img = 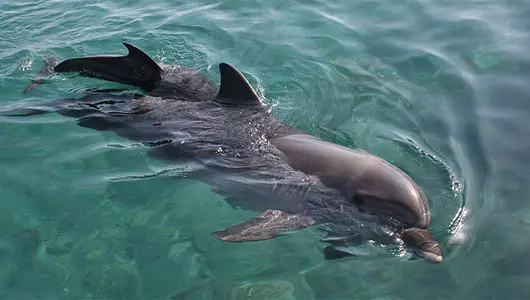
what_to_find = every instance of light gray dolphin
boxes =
[6,43,442,263]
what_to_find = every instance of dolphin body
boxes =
[7,43,442,263]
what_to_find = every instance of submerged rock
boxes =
[72,230,118,266]
[168,241,193,262]
[79,255,140,299]
[140,258,186,299]
[9,228,40,260]
[169,278,216,300]
[139,241,213,300]
[34,242,76,287]
[45,233,77,256]
[0,228,41,291]
[302,259,396,300]
[230,280,295,300]
[117,209,157,229]
[0,252,18,291]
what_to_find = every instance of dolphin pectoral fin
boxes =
[54,43,162,90]
[214,63,261,106]
[323,245,357,260]
[320,233,364,260]
[2,93,137,119]
[320,233,363,244]
[211,210,316,242]
[0,96,74,117]
[23,56,59,93]
[0,107,52,117]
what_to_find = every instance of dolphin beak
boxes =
[415,248,443,264]
[400,227,443,264]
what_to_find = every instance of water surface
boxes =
[1,0,530,299]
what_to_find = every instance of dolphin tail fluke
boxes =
[211,210,316,242]
[54,43,162,90]
[23,56,59,93]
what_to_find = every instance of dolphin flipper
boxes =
[54,43,162,90]
[320,234,364,260]
[323,246,356,260]
[211,210,316,242]
[1,93,138,118]
[0,96,85,117]
[23,56,59,93]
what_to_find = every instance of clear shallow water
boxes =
[0,0,529,299]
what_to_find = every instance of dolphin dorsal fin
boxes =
[121,43,161,77]
[53,43,162,90]
[215,63,261,106]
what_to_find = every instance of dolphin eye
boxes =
[353,194,365,206]
[353,192,380,206]
[352,194,395,216]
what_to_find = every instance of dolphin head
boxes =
[346,158,431,229]
[338,156,443,262]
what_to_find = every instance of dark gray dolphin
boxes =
[8,43,442,263]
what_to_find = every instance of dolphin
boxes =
[5,43,443,263]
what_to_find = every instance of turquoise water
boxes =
[1,0,529,299]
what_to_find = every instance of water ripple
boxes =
[1,0,530,298]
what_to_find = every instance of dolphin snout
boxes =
[400,227,443,264]
[415,247,443,264]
